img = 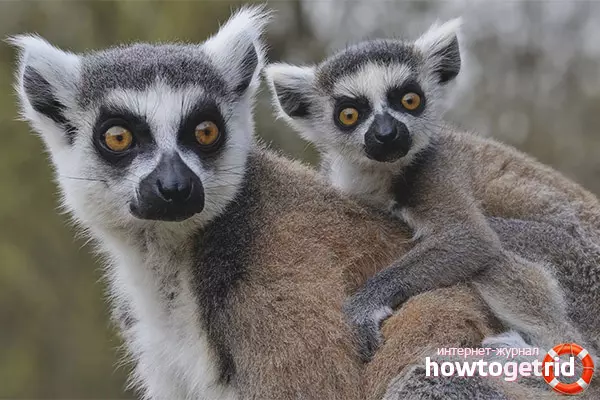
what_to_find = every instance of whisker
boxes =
[60,175,108,183]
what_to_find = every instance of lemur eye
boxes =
[338,108,360,127]
[104,126,133,152]
[195,121,220,147]
[401,93,421,111]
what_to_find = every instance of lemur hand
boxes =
[342,296,393,362]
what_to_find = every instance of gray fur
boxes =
[79,43,228,107]
[316,40,423,92]
[340,140,589,361]
[267,17,600,380]
[490,217,600,345]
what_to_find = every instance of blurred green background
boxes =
[1,0,599,398]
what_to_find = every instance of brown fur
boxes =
[367,285,499,399]
[232,132,600,399]
[457,131,600,235]
[222,147,504,399]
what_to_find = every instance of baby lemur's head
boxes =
[12,7,269,231]
[267,19,461,169]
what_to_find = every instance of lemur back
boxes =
[266,18,600,364]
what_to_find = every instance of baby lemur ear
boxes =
[8,34,81,146]
[265,63,316,120]
[203,6,271,96]
[414,18,462,84]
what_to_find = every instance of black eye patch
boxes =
[177,99,227,163]
[332,95,372,131]
[92,106,154,168]
[387,80,426,115]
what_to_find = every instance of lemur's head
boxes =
[12,7,269,230]
[267,19,461,169]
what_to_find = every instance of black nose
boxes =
[364,113,412,162]
[372,113,404,144]
[156,177,193,203]
[131,153,205,221]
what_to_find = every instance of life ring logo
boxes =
[543,343,594,395]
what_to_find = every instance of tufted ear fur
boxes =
[9,34,81,147]
[414,18,462,84]
[265,63,323,143]
[203,6,271,97]
[265,63,316,119]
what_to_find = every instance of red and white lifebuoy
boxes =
[543,343,594,395]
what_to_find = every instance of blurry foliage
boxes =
[0,0,598,398]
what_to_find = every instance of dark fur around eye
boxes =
[178,99,227,160]
[92,106,154,168]
[333,96,372,131]
[387,81,426,115]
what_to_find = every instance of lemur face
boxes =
[12,7,269,228]
[267,19,461,168]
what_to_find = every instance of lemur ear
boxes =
[414,18,462,84]
[265,63,315,119]
[203,6,271,96]
[9,34,81,144]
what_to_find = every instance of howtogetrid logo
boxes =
[427,342,594,395]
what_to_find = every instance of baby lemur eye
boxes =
[104,126,134,152]
[401,93,421,111]
[195,121,221,147]
[338,107,360,127]
[387,83,425,115]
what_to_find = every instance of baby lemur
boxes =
[267,19,600,361]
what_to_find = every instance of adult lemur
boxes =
[267,19,600,363]
[8,7,485,400]
[11,7,596,400]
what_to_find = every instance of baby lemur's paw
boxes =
[343,298,393,362]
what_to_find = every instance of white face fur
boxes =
[11,7,269,235]
[266,19,462,173]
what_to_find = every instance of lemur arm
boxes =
[344,217,505,361]
[344,162,506,362]
[362,222,501,302]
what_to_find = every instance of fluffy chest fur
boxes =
[102,232,238,400]
[324,146,438,237]
[325,155,396,211]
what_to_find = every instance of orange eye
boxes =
[338,107,360,127]
[401,92,421,111]
[195,121,220,146]
[104,126,133,152]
